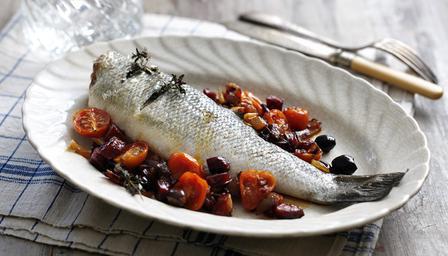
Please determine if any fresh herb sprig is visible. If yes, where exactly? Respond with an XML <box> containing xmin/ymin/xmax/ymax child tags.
<box><xmin>112</xmin><ymin>164</ymin><xmax>143</xmax><ymax>195</ymax></box>
<box><xmin>132</xmin><ymin>48</ymin><xmax>150</xmax><ymax>67</ymax></box>
<box><xmin>141</xmin><ymin>74</ymin><xmax>187</xmax><ymax>109</ymax></box>
<box><xmin>125</xmin><ymin>48</ymin><xmax>187</xmax><ymax>109</ymax></box>
<box><xmin>171</xmin><ymin>74</ymin><xmax>186</xmax><ymax>94</ymax></box>
<box><xmin>126</xmin><ymin>48</ymin><xmax>159</xmax><ymax>79</ymax></box>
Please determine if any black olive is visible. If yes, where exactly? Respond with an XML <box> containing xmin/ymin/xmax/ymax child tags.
<box><xmin>166</xmin><ymin>188</ymin><xmax>187</xmax><ymax>207</ymax></box>
<box><xmin>154</xmin><ymin>162</ymin><xmax>174</xmax><ymax>183</ymax></box>
<box><xmin>138</xmin><ymin>175</ymin><xmax>154</xmax><ymax>192</ymax></box>
<box><xmin>136</xmin><ymin>163</ymin><xmax>158</xmax><ymax>181</ymax></box>
<box><xmin>155</xmin><ymin>177</ymin><xmax>171</xmax><ymax>201</ymax></box>
<box><xmin>314</xmin><ymin>135</ymin><xmax>336</xmax><ymax>153</ymax></box>
<box><xmin>330</xmin><ymin>155</ymin><xmax>357</xmax><ymax>175</ymax></box>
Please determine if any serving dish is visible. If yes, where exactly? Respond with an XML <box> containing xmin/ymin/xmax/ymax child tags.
<box><xmin>22</xmin><ymin>36</ymin><xmax>429</xmax><ymax>237</ymax></box>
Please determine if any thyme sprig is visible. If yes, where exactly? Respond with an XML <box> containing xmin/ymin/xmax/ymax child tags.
<box><xmin>141</xmin><ymin>74</ymin><xmax>186</xmax><ymax>109</ymax></box>
<box><xmin>171</xmin><ymin>74</ymin><xmax>186</xmax><ymax>94</ymax></box>
<box><xmin>114</xmin><ymin>164</ymin><xmax>142</xmax><ymax>196</ymax></box>
<box><xmin>126</xmin><ymin>48</ymin><xmax>159</xmax><ymax>79</ymax></box>
<box><xmin>126</xmin><ymin>49</ymin><xmax>187</xmax><ymax>109</ymax></box>
<box><xmin>132</xmin><ymin>48</ymin><xmax>150</xmax><ymax>67</ymax></box>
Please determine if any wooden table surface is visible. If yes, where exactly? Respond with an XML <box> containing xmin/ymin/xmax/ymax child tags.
<box><xmin>2</xmin><ymin>1</ymin><xmax>447</xmax><ymax>255</ymax></box>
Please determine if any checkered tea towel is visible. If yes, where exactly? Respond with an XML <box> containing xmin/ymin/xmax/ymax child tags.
<box><xmin>0</xmin><ymin>13</ymin><xmax>414</xmax><ymax>256</ymax></box>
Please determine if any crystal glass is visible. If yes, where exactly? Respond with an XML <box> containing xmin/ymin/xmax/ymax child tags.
<box><xmin>21</xmin><ymin>0</ymin><xmax>143</xmax><ymax>57</ymax></box>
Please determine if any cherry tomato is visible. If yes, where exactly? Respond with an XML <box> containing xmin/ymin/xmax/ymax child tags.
<box><xmin>239</xmin><ymin>170</ymin><xmax>276</xmax><ymax>211</ymax></box>
<box><xmin>119</xmin><ymin>141</ymin><xmax>149</xmax><ymax>169</ymax></box>
<box><xmin>174</xmin><ymin>172</ymin><xmax>209</xmax><ymax>210</ymax></box>
<box><xmin>212</xmin><ymin>193</ymin><xmax>233</xmax><ymax>216</ymax></box>
<box><xmin>263</xmin><ymin>109</ymin><xmax>288</xmax><ymax>132</ymax></box>
<box><xmin>73</xmin><ymin>108</ymin><xmax>111</xmax><ymax>138</ymax></box>
<box><xmin>283</xmin><ymin>107</ymin><xmax>309</xmax><ymax>131</ymax></box>
<box><xmin>168</xmin><ymin>152</ymin><xmax>204</xmax><ymax>179</ymax></box>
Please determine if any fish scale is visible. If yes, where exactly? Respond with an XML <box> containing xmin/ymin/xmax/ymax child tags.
<box><xmin>88</xmin><ymin>50</ymin><xmax>405</xmax><ymax>205</ymax></box>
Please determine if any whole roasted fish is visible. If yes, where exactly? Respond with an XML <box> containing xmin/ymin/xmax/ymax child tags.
<box><xmin>88</xmin><ymin>50</ymin><xmax>405</xmax><ymax>205</ymax></box>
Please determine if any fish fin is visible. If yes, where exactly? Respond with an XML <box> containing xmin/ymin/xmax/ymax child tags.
<box><xmin>329</xmin><ymin>172</ymin><xmax>405</xmax><ymax>204</ymax></box>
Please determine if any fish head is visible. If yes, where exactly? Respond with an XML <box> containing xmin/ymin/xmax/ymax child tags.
<box><xmin>90</xmin><ymin>51</ymin><xmax>129</xmax><ymax>89</ymax></box>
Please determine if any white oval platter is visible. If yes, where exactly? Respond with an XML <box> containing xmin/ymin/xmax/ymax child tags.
<box><xmin>22</xmin><ymin>36</ymin><xmax>429</xmax><ymax>237</ymax></box>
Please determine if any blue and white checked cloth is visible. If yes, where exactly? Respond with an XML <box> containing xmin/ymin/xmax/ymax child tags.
<box><xmin>0</xmin><ymin>13</ymin><xmax>413</xmax><ymax>256</ymax></box>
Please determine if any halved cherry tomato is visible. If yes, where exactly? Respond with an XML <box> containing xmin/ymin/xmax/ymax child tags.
<box><xmin>263</xmin><ymin>109</ymin><xmax>288</xmax><ymax>132</ymax></box>
<box><xmin>174</xmin><ymin>172</ymin><xmax>209</xmax><ymax>210</ymax></box>
<box><xmin>283</xmin><ymin>107</ymin><xmax>309</xmax><ymax>131</ymax></box>
<box><xmin>118</xmin><ymin>141</ymin><xmax>149</xmax><ymax>169</ymax></box>
<box><xmin>168</xmin><ymin>152</ymin><xmax>204</xmax><ymax>179</ymax></box>
<box><xmin>239</xmin><ymin>170</ymin><xmax>276</xmax><ymax>210</ymax></box>
<box><xmin>73</xmin><ymin>108</ymin><xmax>111</xmax><ymax>138</ymax></box>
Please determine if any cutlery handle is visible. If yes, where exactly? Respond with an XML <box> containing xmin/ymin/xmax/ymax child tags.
<box><xmin>350</xmin><ymin>56</ymin><xmax>443</xmax><ymax>99</ymax></box>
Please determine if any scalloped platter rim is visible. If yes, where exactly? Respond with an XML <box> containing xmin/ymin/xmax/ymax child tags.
<box><xmin>22</xmin><ymin>36</ymin><xmax>429</xmax><ymax>237</ymax></box>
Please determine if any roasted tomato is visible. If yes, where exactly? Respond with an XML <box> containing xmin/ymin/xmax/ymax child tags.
<box><xmin>168</xmin><ymin>152</ymin><xmax>204</xmax><ymax>179</ymax></box>
<box><xmin>294</xmin><ymin>144</ymin><xmax>322</xmax><ymax>163</ymax></box>
<box><xmin>212</xmin><ymin>193</ymin><xmax>233</xmax><ymax>216</ymax></box>
<box><xmin>306</xmin><ymin>118</ymin><xmax>322</xmax><ymax>136</ymax></box>
<box><xmin>118</xmin><ymin>141</ymin><xmax>149</xmax><ymax>169</ymax></box>
<box><xmin>73</xmin><ymin>108</ymin><xmax>111</xmax><ymax>138</ymax></box>
<box><xmin>247</xmin><ymin>92</ymin><xmax>263</xmax><ymax>114</ymax></box>
<box><xmin>283</xmin><ymin>107</ymin><xmax>309</xmax><ymax>131</ymax></box>
<box><xmin>174</xmin><ymin>172</ymin><xmax>209</xmax><ymax>210</ymax></box>
<box><xmin>239</xmin><ymin>170</ymin><xmax>276</xmax><ymax>211</ymax></box>
<box><xmin>223</xmin><ymin>83</ymin><xmax>243</xmax><ymax>106</ymax></box>
<box><xmin>263</xmin><ymin>109</ymin><xmax>288</xmax><ymax>132</ymax></box>
<box><xmin>241</xmin><ymin>91</ymin><xmax>263</xmax><ymax>114</ymax></box>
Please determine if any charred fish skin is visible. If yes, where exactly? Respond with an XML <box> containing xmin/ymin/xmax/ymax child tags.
<box><xmin>88</xmin><ymin>50</ymin><xmax>405</xmax><ymax>205</ymax></box>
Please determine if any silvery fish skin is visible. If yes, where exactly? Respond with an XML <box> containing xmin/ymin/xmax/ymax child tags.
<box><xmin>88</xmin><ymin>51</ymin><xmax>405</xmax><ymax>205</ymax></box>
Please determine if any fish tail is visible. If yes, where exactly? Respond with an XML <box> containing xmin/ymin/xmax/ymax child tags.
<box><xmin>317</xmin><ymin>172</ymin><xmax>406</xmax><ymax>204</ymax></box>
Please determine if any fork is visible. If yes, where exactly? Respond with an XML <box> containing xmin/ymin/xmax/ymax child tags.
<box><xmin>239</xmin><ymin>13</ymin><xmax>438</xmax><ymax>83</ymax></box>
<box><xmin>371</xmin><ymin>39</ymin><xmax>437</xmax><ymax>83</ymax></box>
